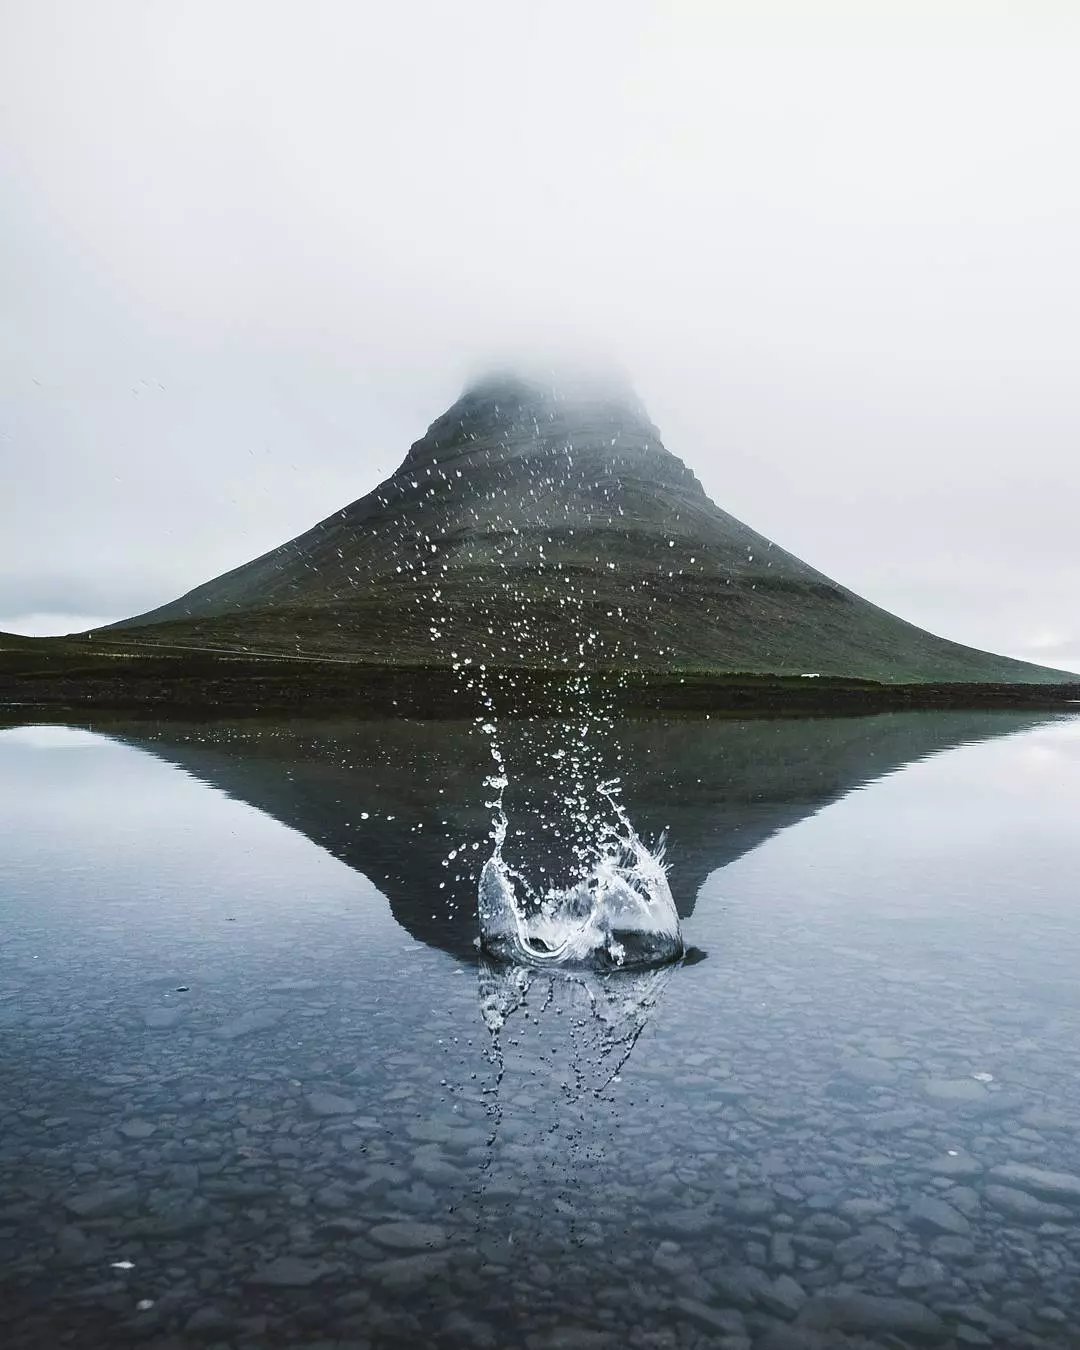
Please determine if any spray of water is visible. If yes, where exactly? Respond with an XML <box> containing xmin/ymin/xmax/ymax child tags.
<box><xmin>477</xmin><ymin>758</ymin><xmax>682</xmax><ymax>969</ymax></box>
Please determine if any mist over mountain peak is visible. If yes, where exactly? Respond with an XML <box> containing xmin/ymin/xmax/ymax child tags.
<box><xmin>457</xmin><ymin>366</ymin><xmax>646</xmax><ymax>412</ymax></box>
<box><xmin>402</xmin><ymin>367</ymin><xmax>669</xmax><ymax>476</ymax></box>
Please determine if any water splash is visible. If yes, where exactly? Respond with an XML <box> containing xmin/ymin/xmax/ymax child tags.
<box><xmin>477</xmin><ymin>754</ymin><xmax>683</xmax><ymax>971</ymax></box>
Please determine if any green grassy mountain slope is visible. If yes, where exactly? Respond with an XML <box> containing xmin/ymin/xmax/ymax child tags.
<box><xmin>107</xmin><ymin>376</ymin><xmax>1070</xmax><ymax>684</ymax></box>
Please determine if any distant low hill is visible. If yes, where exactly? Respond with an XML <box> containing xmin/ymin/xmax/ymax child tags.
<box><xmin>107</xmin><ymin>375</ymin><xmax>1068</xmax><ymax>685</ymax></box>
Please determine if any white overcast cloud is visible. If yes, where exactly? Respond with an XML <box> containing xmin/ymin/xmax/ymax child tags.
<box><xmin>2</xmin><ymin>0</ymin><xmax>1078</xmax><ymax>670</ymax></box>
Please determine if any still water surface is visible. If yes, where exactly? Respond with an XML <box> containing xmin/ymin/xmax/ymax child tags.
<box><xmin>2</xmin><ymin>711</ymin><xmax>1080</xmax><ymax>1349</ymax></box>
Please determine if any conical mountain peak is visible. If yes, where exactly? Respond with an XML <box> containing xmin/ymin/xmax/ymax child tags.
<box><xmin>109</xmin><ymin>378</ymin><xmax>1072</xmax><ymax>685</ymax></box>
<box><xmin>401</xmin><ymin>369</ymin><xmax>694</xmax><ymax>491</ymax></box>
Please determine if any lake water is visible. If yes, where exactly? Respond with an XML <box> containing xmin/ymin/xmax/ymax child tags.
<box><xmin>3</xmin><ymin>710</ymin><xmax>1080</xmax><ymax>1350</ymax></box>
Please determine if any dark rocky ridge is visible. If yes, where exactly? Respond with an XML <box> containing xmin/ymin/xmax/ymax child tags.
<box><xmin>109</xmin><ymin>375</ymin><xmax>1069</xmax><ymax>684</ymax></box>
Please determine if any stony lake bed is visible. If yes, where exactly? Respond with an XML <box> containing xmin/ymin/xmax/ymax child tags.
<box><xmin>3</xmin><ymin>710</ymin><xmax>1080</xmax><ymax>1350</ymax></box>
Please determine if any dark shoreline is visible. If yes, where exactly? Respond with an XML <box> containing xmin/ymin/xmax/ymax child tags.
<box><xmin>2</xmin><ymin>640</ymin><xmax>1078</xmax><ymax>720</ymax></box>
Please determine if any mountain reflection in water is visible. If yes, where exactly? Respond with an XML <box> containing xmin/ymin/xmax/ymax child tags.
<box><xmin>27</xmin><ymin>709</ymin><xmax>1065</xmax><ymax>1134</ymax></box>
<box><xmin>100</xmin><ymin>710</ymin><xmax>1052</xmax><ymax>961</ymax></box>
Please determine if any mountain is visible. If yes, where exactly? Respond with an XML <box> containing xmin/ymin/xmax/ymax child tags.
<box><xmin>109</xmin><ymin>374</ymin><xmax>1069</xmax><ymax>683</ymax></box>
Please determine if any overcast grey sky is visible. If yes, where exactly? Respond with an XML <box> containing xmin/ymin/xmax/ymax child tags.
<box><xmin>2</xmin><ymin>1</ymin><xmax>1078</xmax><ymax>670</ymax></box>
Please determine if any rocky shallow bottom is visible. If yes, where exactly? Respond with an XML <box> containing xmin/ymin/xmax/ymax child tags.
<box><xmin>4</xmin><ymin>718</ymin><xmax>1080</xmax><ymax>1349</ymax></box>
<box><xmin>4</xmin><ymin>915</ymin><xmax>1080</xmax><ymax>1350</ymax></box>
